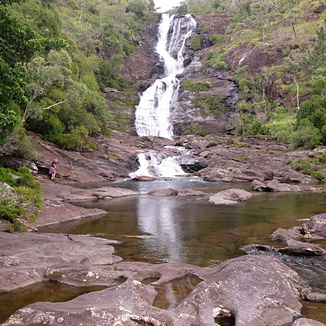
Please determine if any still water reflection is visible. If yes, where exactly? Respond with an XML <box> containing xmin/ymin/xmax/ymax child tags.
<box><xmin>67</xmin><ymin>179</ymin><xmax>326</xmax><ymax>268</ymax></box>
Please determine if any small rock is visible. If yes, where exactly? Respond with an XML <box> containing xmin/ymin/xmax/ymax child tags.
<box><xmin>209</xmin><ymin>188</ymin><xmax>252</xmax><ymax>205</ymax></box>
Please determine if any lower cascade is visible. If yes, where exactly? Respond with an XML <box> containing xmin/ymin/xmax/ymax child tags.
<box><xmin>131</xmin><ymin>14</ymin><xmax>196</xmax><ymax>178</ymax></box>
<box><xmin>129</xmin><ymin>148</ymin><xmax>187</xmax><ymax>178</ymax></box>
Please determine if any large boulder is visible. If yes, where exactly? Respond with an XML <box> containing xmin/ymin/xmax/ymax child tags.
<box><xmin>301</xmin><ymin>213</ymin><xmax>326</xmax><ymax>238</ymax></box>
<box><xmin>2</xmin><ymin>280</ymin><xmax>158</xmax><ymax>326</ymax></box>
<box><xmin>178</xmin><ymin>254</ymin><xmax>307</xmax><ymax>326</ymax></box>
<box><xmin>270</xmin><ymin>214</ymin><xmax>326</xmax><ymax>243</ymax></box>
<box><xmin>209</xmin><ymin>188</ymin><xmax>252</xmax><ymax>205</ymax></box>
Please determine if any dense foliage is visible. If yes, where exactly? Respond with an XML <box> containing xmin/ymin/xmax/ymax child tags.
<box><xmin>0</xmin><ymin>0</ymin><xmax>155</xmax><ymax>155</ymax></box>
<box><xmin>0</xmin><ymin>167</ymin><xmax>42</xmax><ymax>232</ymax></box>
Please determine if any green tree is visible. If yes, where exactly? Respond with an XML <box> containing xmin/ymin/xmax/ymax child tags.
<box><xmin>304</xmin><ymin>27</ymin><xmax>326</xmax><ymax>71</ymax></box>
<box><xmin>22</xmin><ymin>49</ymin><xmax>86</xmax><ymax>123</ymax></box>
<box><xmin>0</xmin><ymin>0</ymin><xmax>67</xmax><ymax>145</ymax></box>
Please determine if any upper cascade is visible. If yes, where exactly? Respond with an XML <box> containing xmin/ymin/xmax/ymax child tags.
<box><xmin>135</xmin><ymin>14</ymin><xmax>196</xmax><ymax>139</ymax></box>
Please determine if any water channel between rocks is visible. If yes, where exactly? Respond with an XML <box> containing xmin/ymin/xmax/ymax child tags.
<box><xmin>40</xmin><ymin>179</ymin><xmax>326</xmax><ymax>323</ymax></box>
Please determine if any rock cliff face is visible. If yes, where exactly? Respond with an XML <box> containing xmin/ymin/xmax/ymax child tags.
<box><xmin>117</xmin><ymin>6</ymin><xmax>325</xmax><ymax>138</ymax></box>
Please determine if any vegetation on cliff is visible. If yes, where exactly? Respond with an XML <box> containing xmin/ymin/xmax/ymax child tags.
<box><xmin>0</xmin><ymin>0</ymin><xmax>325</xmax><ymax>153</ymax></box>
<box><xmin>0</xmin><ymin>0</ymin><xmax>325</xmax><ymax>156</ymax></box>
<box><xmin>180</xmin><ymin>0</ymin><xmax>326</xmax><ymax>149</ymax></box>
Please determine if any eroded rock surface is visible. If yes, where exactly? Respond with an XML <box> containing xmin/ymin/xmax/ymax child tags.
<box><xmin>1</xmin><ymin>250</ymin><xmax>312</xmax><ymax>326</ymax></box>
<box><xmin>0</xmin><ymin>232</ymin><xmax>122</xmax><ymax>293</ymax></box>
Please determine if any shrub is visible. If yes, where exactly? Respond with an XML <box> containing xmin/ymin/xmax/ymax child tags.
<box><xmin>235</xmin><ymin>114</ymin><xmax>267</xmax><ymax>136</ymax></box>
<box><xmin>181</xmin><ymin>80</ymin><xmax>212</xmax><ymax>92</ymax></box>
<box><xmin>209</xmin><ymin>34</ymin><xmax>229</xmax><ymax>44</ymax></box>
<box><xmin>0</xmin><ymin>168</ymin><xmax>43</xmax><ymax>232</ymax></box>
<box><xmin>288</xmin><ymin>119</ymin><xmax>322</xmax><ymax>150</ymax></box>
<box><xmin>205</xmin><ymin>50</ymin><xmax>228</xmax><ymax>70</ymax></box>
<box><xmin>189</xmin><ymin>34</ymin><xmax>202</xmax><ymax>50</ymax></box>
<box><xmin>288</xmin><ymin>158</ymin><xmax>325</xmax><ymax>181</ymax></box>
<box><xmin>191</xmin><ymin>96</ymin><xmax>222</xmax><ymax>117</ymax></box>
<box><xmin>195</xmin><ymin>126</ymin><xmax>210</xmax><ymax>136</ymax></box>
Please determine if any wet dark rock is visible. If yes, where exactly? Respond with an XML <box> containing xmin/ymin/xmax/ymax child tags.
<box><xmin>180</xmin><ymin>159</ymin><xmax>208</xmax><ymax>172</ymax></box>
<box><xmin>132</xmin><ymin>175</ymin><xmax>156</xmax><ymax>181</ymax></box>
<box><xmin>209</xmin><ymin>188</ymin><xmax>252</xmax><ymax>205</ymax></box>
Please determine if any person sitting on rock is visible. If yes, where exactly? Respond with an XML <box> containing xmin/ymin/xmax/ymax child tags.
<box><xmin>49</xmin><ymin>158</ymin><xmax>58</xmax><ymax>180</ymax></box>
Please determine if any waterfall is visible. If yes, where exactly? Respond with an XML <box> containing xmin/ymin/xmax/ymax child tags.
<box><xmin>135</xmin><ymin>14</ymin><xmax>197</xmax><ymax>139</ymax></box>
<box><xmin>131</xmin><ymin>14</ymin><xmax>196</xmax><ymax>178</ymax></box>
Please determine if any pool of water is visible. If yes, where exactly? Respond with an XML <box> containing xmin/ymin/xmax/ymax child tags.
<box><xmin>0</xmin><ymin>282</ymin><xmax>106</xmax><ymax>323</ymax></box>
<box><xmin>1</xmin><ymin>179</ymin><xmax>326</xmax><ymax>323</ymax></box>
<box><xmin>66</xmin><ymin>180</ymin><xmax>326</xmax><ymax>268</ymax></box>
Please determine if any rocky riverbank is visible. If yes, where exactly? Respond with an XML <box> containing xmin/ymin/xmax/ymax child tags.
<box><xmin>10</xmin><ymin>130</ymin><xmax>325</xmax><ymax>187</ymax></box>
<box><xmin>1</xmin><ymin>131</ymin><xmax>326</xmax><ymax>325</ymax></box>
<box><xmin>1</xmin><ymin>229</ymin><xmax>325</xmax><ymax>326</ymax></box>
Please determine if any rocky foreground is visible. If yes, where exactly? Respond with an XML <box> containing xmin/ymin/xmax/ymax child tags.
<box><xmin>0</xmin><ymin>230</ymin><xmax>325</xmax><ymax>326</ymax></box>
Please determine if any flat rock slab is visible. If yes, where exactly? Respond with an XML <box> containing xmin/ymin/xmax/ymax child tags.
<box><xmin>35</xmin><ymin>200</ymin><xmax>107</xmax><ymax>227</ymax></box>
<box><xmin>252</xmin><ymin>179</ymin><xmax>325</xmax><ymax>192</ymax></box>
<box><xmin>41</xmin><ymin>181</ymin><xmax>139</xmax><ymax>202</ymax></box>
<box><xmin>0</xmin><ymin>232</ymin><xmax>122</xmax><ymax>293</ymax></box>
<box><xmin>148</xmin><ymin>188</ymin><xmax>205</xmax><ymax>196</ymax></box>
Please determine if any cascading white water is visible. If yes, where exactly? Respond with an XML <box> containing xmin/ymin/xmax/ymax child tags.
<box><xmin>131</xmin><ymin>14</ymin><xmax>196</xmax><ymax>178</ymax></box>
<box><xmin>135</xmin><ymin>14</ymin><xmax>196</xmax><ymax>139</ymax></box>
